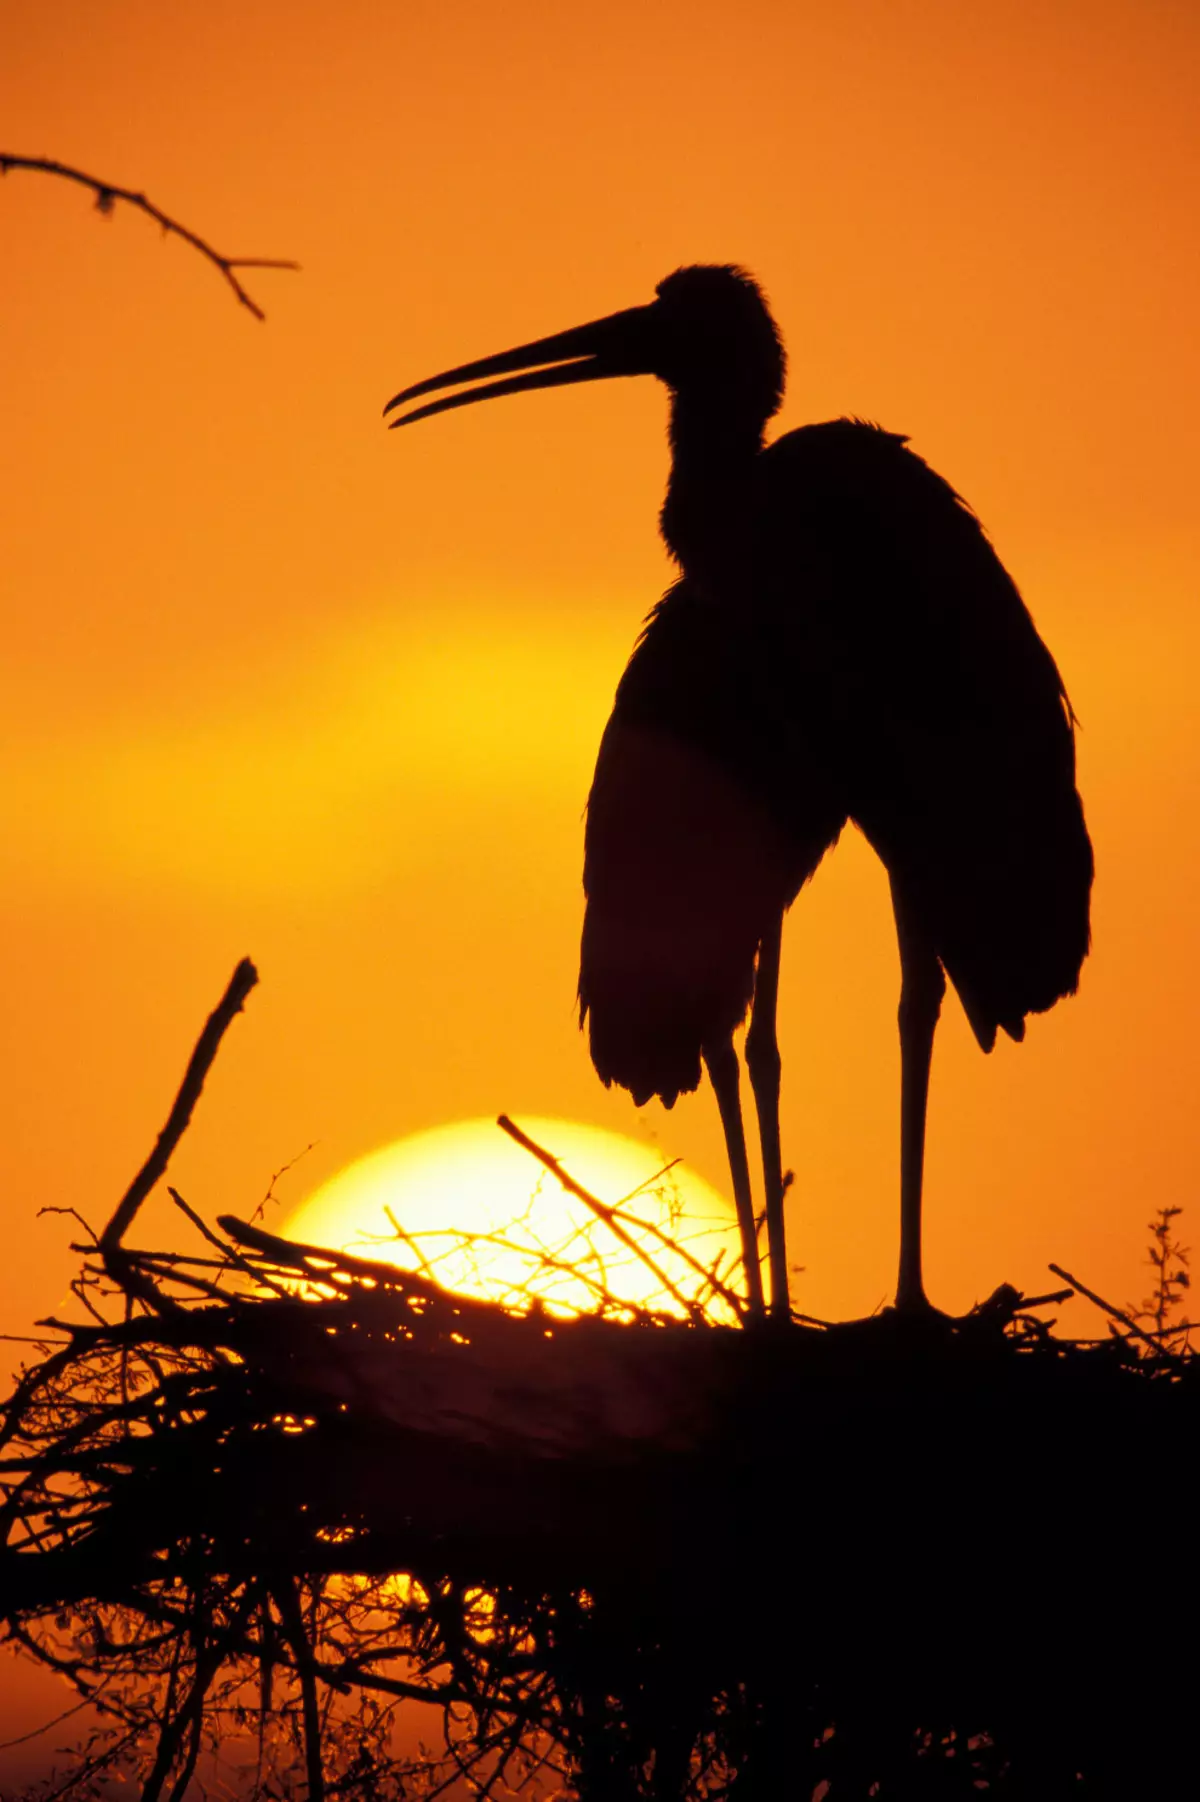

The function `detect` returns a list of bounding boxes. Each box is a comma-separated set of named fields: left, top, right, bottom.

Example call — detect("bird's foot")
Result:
left=965, top=1281, right=1025, bottom=1328
left=888, top=1283, right=954, bottom=1327
left=819, top=1284, right=1033, bottom=1350
left=886, top=1282, right=1026, bottom=1337
left=882, top=1299, right=958, bottom=1343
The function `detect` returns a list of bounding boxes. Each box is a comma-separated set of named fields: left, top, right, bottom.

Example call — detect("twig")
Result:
left=167, top=1187, right=291, bottom=1300
left=375, top=1217, right=644, bottom=1316
left=271, top=1577, right=326, bottom=1802
left=101, top=960, right=258, bottom=1257
left=0, top=154, right=298, bottom=319
left=1048, top=1263, right=1179, bottom=1361
left=615, top=1157, right=683, bottom=1207
left=1140, top=1320, right=1199, bottom=1341
left=112, top=1253, right=250, bottom=1307
left=252, top=1142, right=317, bottom=1224
left=496, top=1115, right=730, bottom=1321
left=0, top=1693, right=95, bottom=1751
left=36, top=1205, right=100, bottom=1245
left=0, top=1340, right=84, bottom=1453
left=8, top=1718, right=147, bottom=1802
left=602, top=1194, right=745, bottom=1317
left=219, top=1215, right=489, bottom=1321
left=163, top=1663, right=207, bottom=1802
left=220, top=1214, right=429, bottom=1286
left=381, top=1205, right=443, bottom=1286
left=1014, top=1288, right=1074, bottom=1312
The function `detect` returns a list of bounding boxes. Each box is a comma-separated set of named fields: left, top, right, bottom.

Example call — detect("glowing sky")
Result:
left=283, top=1116, right=742, bottom=1319
left=2, top=0, right=1198, bottom=1375
left=2, top=0, right=1199, bottom=1772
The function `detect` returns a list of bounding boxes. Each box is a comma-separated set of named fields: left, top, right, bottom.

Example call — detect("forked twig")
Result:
left=0, top=154, right=298, bottom=318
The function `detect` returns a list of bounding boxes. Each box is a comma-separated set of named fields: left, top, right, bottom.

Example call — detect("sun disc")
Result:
left=281, top=1116, right=742, bottom=1320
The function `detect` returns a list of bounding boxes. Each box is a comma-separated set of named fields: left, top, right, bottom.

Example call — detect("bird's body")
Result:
left=386, top=266, right=1093, bottom=1321
left=582, top=420, right=1091, bottom=1110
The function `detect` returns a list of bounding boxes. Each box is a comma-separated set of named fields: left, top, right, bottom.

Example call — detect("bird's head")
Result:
left=651, top=266, right=785, bottom=426
left=383, top=265, right=786, bottom=435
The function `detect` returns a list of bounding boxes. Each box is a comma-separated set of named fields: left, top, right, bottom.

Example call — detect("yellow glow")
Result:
left=281, top=1116, right=742, bottom=1320
left=0, top=610, right=624, bottom=902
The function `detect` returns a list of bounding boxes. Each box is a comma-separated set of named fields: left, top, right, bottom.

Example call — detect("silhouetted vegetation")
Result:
left=2, top=968, right=1197, bottom=1798
left=1, top=153, right=296, bottom=317
left=1129, top=1205, right=1191, bottom=1345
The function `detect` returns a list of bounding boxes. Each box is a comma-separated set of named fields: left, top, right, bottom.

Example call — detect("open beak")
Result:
left=383, top=302, right=657, bottom=429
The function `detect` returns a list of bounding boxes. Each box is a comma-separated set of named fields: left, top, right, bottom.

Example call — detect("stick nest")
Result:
left=1, top=964, right=1196, bottom=1799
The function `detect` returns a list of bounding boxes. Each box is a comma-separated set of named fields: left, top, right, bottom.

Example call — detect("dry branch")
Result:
left=0, top=154, right=298, bottom=318
left=497, top=1113, right=741, bottom=1320
left=101, top=958, right=258, bottom=1261
left=1048, top=1259, right=1180, bottom=1360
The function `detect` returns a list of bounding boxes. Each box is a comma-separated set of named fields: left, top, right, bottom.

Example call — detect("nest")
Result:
left=1, top=963, right=1197, bottom=1800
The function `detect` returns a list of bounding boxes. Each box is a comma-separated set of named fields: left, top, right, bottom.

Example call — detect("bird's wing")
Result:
left=580, top=583, right=843, bottom=1108
left=757, top=421, right=1093, bottom=1048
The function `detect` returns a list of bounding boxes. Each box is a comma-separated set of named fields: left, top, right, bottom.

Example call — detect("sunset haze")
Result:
left=2, top=0, right=1197, bottom=1444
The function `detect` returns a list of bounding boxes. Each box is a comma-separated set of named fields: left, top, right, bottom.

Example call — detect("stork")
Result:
left=385, top=266, right=1093, bottom=1323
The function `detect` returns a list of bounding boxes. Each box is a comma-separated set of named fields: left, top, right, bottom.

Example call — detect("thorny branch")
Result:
left=0, top=155, right=298, bottom=318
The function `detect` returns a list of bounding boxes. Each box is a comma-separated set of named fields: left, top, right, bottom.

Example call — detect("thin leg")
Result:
left=891, top=875, right=946, bottom=1313
left=704, top=1035, right=765, bottom=1321
left=745, top=910, right=789, bottom=1321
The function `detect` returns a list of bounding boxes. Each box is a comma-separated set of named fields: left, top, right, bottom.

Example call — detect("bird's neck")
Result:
left=659, top=395, right=765, bottom=596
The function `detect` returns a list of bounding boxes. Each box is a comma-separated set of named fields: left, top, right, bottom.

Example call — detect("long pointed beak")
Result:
left=383, top=302, right=656, bottom=429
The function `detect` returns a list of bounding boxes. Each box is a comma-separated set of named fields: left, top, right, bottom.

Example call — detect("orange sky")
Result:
left=3, top=0, right=1200, bottom=1774
left=2, top=0, right=1199, bottom=1382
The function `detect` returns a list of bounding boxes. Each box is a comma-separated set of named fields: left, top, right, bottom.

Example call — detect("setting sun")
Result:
left=280, top=1114, right=743, bottom=1319
left=4, top=3, right=1200, bottom=1791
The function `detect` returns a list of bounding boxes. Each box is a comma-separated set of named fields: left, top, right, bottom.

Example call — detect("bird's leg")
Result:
left=745, top=910, right=789, bottom=1321
left=703, top=1035, right=766, bottom=1321
left=891, top=875, right=946, bottom=1313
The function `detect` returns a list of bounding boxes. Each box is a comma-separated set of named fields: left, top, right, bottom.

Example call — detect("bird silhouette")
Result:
left=385, top=266, right=1093, bottom=1323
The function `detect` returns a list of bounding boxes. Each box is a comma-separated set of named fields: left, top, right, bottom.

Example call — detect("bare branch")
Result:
left=0, top=154, right=298, bottom=319
left=167, top=1186, right=291, bottom=1299
left=497, top=1114, right=742, bottom=1320
left=1048, top=1261, right=1183, bottom=1362
left=101, top=959, right=259, bottom=1259
left=270, top=1579, right=326, bottom=1802
left=252, top=1142, right=317, bottom=1224
left=36, top=1204, right=101, bottom=1245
